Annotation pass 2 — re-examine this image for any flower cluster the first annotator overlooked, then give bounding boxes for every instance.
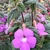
[0,15,7,33]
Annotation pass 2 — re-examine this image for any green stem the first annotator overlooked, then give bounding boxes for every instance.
[37,36,45,48]
[34,9,36,19]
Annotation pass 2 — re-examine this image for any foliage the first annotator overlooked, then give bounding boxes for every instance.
[0,0,50,50]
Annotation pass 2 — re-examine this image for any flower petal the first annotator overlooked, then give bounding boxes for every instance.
[36,23,45,31]
[23,28,34,37]
[38,31,48,36]
[20,42,30,50]
[12,38,21,48]
[0,24,5,32]
[14,29,23,38]
[27,37,36,48]
[0,18,6,22]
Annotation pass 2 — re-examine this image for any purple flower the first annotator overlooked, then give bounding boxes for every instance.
[12,28,36,50]
[36,23,48,36]
[4,14,8,19]
[0,17,6,22]
[0,24,5,32]
[38,31,48,36]
[37,13,46,23]
[5,23,11,34]
[0,15,7,22]
[36,23,45,31]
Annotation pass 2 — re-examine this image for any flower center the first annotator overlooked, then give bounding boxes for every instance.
[22,38,27,42]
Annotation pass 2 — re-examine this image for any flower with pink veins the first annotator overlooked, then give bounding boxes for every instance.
[12,28,36,50]
[36,23,48,36]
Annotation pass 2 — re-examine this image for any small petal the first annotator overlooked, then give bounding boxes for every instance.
[27,37,36,48]
[0,24,5,32]
[12,38,21,48]
[37,13,46,22]
[24,28,34,37]
[20,42,30,50]
[5,23,8,29]
[0,18,6,22]
[14,29,23,38]
[38,31,48,36]
[4,14,7,19]
[5,25,11,34]
[36,23,45,31]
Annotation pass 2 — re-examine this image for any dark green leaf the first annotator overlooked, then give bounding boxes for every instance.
[17,3,25,12]
[7,8,20,24]
[30,3,36,12]
[0,12,4,17]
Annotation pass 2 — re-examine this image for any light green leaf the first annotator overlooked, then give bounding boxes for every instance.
[36,2,47,14]
[25,0,38,4]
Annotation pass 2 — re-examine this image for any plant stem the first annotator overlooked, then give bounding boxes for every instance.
[21,12,24,23]
[34,9,36,19]
[39,0,41,2]
[31,11,34,26]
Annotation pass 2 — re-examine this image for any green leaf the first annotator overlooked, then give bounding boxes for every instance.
[0,39,12,50]
[0,5,3,8]
[30,3,36,12]
[25,0,38,4]
[17,13,32,22]
[9,0,14,2]
[44,23,50,30]
[12,45,16,50]
[36,2,47,14]
[8,26,18,32]
[23,0,28,3]
[7,8,20,24]
[25,0,47,14]
[0,33,4,36]
[17,3,25,12]
[0,12,4,17]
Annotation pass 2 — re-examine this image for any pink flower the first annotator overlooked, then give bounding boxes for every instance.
[48,12,50,15]
[0,24,5,32]
[0,17,6,22]
[36,23,45,31]
[38,31,48,36]
[37,13,46,23]
[5,23,11,34]
[36,23,48,36]
[12,28,36,50]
